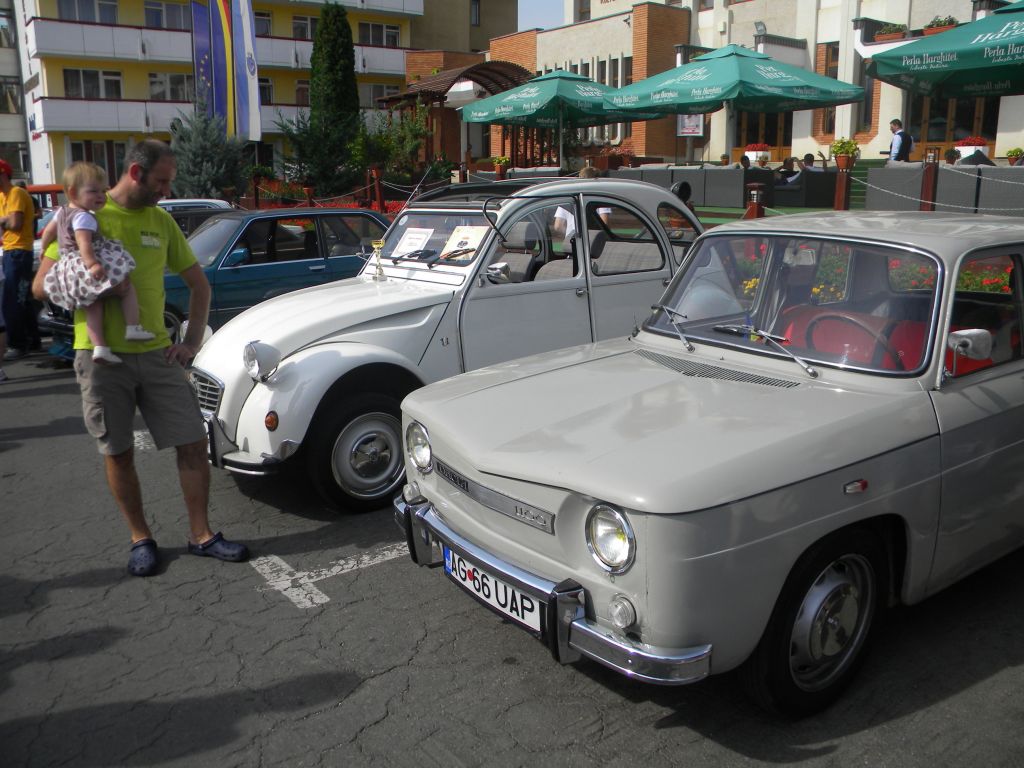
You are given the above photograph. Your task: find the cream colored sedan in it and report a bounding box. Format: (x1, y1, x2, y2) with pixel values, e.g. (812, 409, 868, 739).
(396, 211, 1024, 716)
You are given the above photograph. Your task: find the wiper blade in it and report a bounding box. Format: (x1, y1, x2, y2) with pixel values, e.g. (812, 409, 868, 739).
(390, 248, 438, 265)
(440, 247, 476, 260)
(712, 324, 818, 379)
(652, 304, 694, 352)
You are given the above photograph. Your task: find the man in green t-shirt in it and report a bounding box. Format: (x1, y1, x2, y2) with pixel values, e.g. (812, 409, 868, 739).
(33, 140, 248, 576)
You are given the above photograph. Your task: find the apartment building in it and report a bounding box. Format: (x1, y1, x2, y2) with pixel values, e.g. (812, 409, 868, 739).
(0, 0, 28, 177)
(14, 0, 514, 184)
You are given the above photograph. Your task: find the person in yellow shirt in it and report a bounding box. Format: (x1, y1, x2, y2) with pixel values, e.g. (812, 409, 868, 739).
(0, 159, 39, 359)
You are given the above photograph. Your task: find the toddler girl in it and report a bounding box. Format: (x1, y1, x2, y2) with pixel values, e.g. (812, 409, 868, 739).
(41, 162, 153, 364)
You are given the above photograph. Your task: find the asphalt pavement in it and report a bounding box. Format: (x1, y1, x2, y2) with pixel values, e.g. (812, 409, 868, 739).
(2, 350, 1023, 767)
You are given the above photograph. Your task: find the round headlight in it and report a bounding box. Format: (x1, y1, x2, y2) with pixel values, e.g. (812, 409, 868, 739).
(586, 505, 635, 573)
(405, 421, 432, 473)
(242, 340, 281, 382)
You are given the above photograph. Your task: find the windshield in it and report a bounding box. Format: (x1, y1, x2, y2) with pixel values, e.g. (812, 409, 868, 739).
(187, 217, 241, 267)
(363, 211, 491, 273)
(647, 234, 942, 375)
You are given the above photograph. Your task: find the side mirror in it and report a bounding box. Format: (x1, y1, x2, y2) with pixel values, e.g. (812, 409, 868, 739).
(223, 247, 250, 267)
(947, 328, 993, 378)
(948, 328, 993, 360)
(486, 262, 511, 284)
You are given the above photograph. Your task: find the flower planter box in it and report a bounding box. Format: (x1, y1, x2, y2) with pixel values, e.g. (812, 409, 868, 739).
(956, 145, 988, 159)
(874, 32, 907, 42)
(924, 25, 955, 35)
(834, 154, 855, 170)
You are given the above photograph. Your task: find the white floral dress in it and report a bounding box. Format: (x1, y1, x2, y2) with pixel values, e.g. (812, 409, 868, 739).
(43, 207, 136, 311)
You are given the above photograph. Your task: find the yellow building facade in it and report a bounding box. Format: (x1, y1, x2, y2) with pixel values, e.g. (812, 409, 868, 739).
(15, 0, 509, 184)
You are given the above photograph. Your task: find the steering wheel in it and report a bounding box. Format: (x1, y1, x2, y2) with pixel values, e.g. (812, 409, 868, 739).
(805, 312, 905, 371)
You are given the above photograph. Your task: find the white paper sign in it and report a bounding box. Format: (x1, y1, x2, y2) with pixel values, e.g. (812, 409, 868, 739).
(393, 228, 434, 256)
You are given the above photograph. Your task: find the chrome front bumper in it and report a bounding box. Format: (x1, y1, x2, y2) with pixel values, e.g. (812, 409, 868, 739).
(394, 495, 712, 686)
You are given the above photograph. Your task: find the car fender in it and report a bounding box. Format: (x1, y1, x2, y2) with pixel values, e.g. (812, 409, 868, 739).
(232, 341, 428, 462)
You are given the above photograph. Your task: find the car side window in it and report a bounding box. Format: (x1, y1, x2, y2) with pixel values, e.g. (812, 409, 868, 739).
(492, 202, 575, 283)
(237, 219, 273, 264)
(657, 202, 698, 265)
(948, 252, 1022, 376)
(587, 202, 666, 276)
(269, 217, 319, 263)
(322, 214, 386, 255)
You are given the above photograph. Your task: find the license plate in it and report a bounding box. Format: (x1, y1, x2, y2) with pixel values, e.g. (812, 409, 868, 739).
(444, 546, 542, 633)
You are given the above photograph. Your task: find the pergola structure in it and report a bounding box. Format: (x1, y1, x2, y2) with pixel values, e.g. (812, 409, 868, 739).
(382, 60, 560, 168)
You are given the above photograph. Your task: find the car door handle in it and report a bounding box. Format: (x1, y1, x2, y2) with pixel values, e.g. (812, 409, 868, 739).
(308, 264, 326, 272)
(575, 287, 587, 297)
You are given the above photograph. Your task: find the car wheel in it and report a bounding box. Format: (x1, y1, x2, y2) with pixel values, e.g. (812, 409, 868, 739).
(164, 307, 184, 344)
(739, 527, 887, 717)
(306, 393, 405, 513)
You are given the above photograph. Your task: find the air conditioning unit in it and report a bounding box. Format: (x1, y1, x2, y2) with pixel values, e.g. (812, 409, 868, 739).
(719, 21, 727, 34)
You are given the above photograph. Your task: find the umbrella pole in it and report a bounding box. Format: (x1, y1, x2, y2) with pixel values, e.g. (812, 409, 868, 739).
(559, 111, 564, 172)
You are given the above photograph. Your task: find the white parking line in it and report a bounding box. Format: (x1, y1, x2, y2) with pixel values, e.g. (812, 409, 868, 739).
(251, 542, 409, 609)
(133, 430, 157, 451)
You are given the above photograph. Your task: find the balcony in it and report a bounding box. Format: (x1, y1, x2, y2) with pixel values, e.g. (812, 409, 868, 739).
(260, 103, 307, 131)
(33, 97, 192, 133)
(256, 38, 405, 75)
(355, 45, 406, 76)
(26, 18, 191, 62)
(336, 0, 423, 15)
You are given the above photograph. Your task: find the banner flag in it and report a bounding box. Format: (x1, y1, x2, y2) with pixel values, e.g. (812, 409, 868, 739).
(232, 0, 261, 141)
(190, 0, 214, 119)
(210, 0, 235, 135)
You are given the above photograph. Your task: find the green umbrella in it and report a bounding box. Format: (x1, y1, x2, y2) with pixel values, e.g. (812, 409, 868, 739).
(461, 70, 653, 165)
(604, 44, 864, 115)
(867, 1, 1024, 98)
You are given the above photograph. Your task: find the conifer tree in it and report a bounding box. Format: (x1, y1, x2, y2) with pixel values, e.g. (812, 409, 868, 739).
(278, 2, 361, 195)
(169, 93, 248, 199)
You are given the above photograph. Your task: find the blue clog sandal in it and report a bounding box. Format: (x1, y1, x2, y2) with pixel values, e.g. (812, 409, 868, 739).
(127, 538, 159, 577)
(187, 532, 249, 562)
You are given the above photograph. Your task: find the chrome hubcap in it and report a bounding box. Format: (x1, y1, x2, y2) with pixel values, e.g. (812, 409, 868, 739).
(330, 412, 403, 500)
(789, 553, 874, 692)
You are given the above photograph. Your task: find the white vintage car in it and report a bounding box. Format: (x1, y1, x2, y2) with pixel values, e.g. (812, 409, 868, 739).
(188, 178, 702, 509)
(395, 211, 1024, 716)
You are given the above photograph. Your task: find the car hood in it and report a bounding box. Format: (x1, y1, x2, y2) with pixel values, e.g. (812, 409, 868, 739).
(404, 338, 939, 514)
(197, 275, 455, 363)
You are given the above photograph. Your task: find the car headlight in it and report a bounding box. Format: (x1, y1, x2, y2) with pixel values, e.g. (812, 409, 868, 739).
(405, 421, 432, 473)
(242, 340, 281, 382)
(586, 504, 635, 573)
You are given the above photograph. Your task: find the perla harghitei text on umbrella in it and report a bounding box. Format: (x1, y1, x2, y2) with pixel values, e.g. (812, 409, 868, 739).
(867, 0, 1024, 98)
(603, 44, 863, 116)
(460, 70, 657, 165)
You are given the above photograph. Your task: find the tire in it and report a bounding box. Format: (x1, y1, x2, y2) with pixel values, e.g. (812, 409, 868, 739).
(739, 527, 888, 717)
(164, 307, 184, 344)
(306, 393, 405, 513)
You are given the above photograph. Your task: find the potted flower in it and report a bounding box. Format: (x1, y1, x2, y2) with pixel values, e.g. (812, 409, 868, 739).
(1005, 147, 1023, 166)
(745, 142, 771, 165)
(830, 137, 859, 170)
(954, 136, 989, 159)
(489, 155, 511, 179)
(924, 15, 958, 35)
(874, 23, 908, 42)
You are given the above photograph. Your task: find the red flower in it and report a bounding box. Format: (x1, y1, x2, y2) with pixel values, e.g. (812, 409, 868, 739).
(954, 136, 988, 147)
(889, 258, 901, 269)
(1002, 286, 1011, 293)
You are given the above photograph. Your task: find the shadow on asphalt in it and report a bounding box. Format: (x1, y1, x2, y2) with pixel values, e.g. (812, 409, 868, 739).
(0, 627, 128, 695)
(565, 546, 1024, 759)
(0, 570, 124, 621)
(0, 671, 363, 766)
(226, 460, 403, 557)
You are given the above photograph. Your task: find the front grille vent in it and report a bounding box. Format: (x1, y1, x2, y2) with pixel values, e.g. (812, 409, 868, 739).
(189, 370, 223, 414)
(634, 349, 800, 388)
